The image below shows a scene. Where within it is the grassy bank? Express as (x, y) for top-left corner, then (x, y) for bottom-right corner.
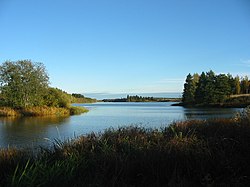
(0, 106), (88, 117)
(1, 112), (250, 186)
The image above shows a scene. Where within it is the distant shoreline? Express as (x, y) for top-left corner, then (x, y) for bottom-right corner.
(84, 92), (182, 100)
(102, 98), (182, 103)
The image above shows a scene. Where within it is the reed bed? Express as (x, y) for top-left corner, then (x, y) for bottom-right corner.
(0, 107), (20, 117)
(0, 106), (88, 117)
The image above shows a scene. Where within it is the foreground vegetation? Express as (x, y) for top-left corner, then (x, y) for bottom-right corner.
(1, 108), (250, 186)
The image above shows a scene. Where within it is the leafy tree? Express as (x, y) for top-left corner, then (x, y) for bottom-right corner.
(43, 87), (72, 108)
(0, 60), (49, 108)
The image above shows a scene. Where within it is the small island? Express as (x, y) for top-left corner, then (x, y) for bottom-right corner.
(0, 60), (93, 117)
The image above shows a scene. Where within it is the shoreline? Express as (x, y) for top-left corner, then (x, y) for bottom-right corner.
(102, 98), (182, 102)
(172, 102), (248, 108)
(0, 106), (88, 117)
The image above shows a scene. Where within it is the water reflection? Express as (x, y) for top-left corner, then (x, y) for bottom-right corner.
(0, 116), (70, 148)
(183, 107), (240, 120)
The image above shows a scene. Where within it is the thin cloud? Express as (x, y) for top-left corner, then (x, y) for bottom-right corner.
(155, 78), (185, 84)
(240, 59), (250, 67)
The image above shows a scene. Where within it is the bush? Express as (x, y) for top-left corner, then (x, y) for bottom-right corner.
(43, 88), (72, 108)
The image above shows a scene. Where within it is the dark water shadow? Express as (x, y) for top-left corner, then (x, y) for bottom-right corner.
(183, 107), (240, 120)
(0, 116), (70, 149)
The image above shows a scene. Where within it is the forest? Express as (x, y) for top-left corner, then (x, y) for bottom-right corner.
(182, 70), (250, 106)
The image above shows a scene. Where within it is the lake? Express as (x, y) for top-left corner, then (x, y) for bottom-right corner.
(0, 102), (241, 149)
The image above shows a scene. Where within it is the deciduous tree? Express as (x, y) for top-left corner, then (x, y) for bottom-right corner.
(0, 60), (49, 108)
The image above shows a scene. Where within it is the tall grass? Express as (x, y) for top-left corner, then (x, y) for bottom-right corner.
(0, 106), (88, 117)
(69, 106), (89, 115)
(20, 106), (70, 116)
(1, 116), (250, 186)
(0, 107), (20, 117)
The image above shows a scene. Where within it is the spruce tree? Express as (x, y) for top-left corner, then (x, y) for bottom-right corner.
(182, 73), (199, 104)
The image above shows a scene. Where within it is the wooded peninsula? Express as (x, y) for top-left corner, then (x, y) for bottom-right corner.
(179, 70), (250, 107)
(0, 60), (94, 117)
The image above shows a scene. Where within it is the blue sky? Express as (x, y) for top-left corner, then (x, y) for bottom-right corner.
(0, 0), (250, 98)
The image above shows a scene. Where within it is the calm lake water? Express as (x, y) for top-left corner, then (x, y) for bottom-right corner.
(0, 102), (241, 149)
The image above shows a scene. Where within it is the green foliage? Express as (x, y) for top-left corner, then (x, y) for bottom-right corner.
(0, 60), (49, 108)
(72, 93), (84, 98)
(182, 73), (198, 104)
(71, 93), (97, 103)
(126, 95), (156, 102)
(0, 60), (90, 116)
(43, 88), (72, 108)
(215, 74), (231, 102)
(194, 72), (207, 104)
(183, 71), (250, 105)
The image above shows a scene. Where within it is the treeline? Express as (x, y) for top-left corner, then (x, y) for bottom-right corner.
(103, 95), (157, 102)
(182, 70), (250, 105)
(127, 95), (156, 102)
(71, 93), (97, 103)
(103, 95), (181, 102)
(126, 95), (181, 102)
